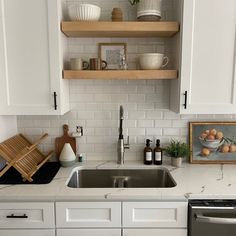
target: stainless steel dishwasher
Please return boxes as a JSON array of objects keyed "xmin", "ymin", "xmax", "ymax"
[{"xmin": 188, "ymin": 200, "xmax": 236, "ymax": 236}]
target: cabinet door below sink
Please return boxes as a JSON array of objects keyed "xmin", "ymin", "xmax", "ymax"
[{"xmin": 57, "ymin": 229, "xmax": 121, "ymax": 236}]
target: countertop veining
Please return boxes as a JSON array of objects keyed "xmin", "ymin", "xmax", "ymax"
[{"xmin": 0, "ymin": 159, "xmax": 236, "ymax": 201}]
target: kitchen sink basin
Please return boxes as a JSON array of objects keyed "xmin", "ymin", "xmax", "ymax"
[{"xmin": 67, "ymin": 168, "xmax": 176, "ymax": 188}]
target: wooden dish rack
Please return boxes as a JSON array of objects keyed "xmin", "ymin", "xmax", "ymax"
[{"xmin": 0, "ymin": 133, "xmax": 53, "ymax": 182}]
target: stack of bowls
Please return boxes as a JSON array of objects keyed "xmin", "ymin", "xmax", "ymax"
[{"xmin": 68, "ymin": 4, "xmax": 101, "ymax": 21}]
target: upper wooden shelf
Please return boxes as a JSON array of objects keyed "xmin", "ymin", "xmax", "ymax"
[
  {"xmin": 63, "ymin": 70, "xmax": 178, "ymax": 80},
  {"xmin": 61, "ymin": 21, "xmax": 180, "ymax": 38}
]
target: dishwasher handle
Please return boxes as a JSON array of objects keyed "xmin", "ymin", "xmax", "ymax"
[{"xmin": 195, "ymin": 213, "xmax": 236, "ymax": 225}]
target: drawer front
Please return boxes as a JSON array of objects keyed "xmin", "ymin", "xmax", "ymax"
[
  {"xmin": 123, "ymin": 229, "xmax": 187, "ymax": 236},
  {"xmin": 123, "ymin": 202, "xmax": 187, "ymax": 228},
  {"xmin": 0, "ymin": 202, "xmax": 55, "ymax": 228},
  {"xmin": 0, "ymin": 229, "xmax": 55, "ymax": 236},
  {"xmin": 57, "ymin": 229, "xmax": 121, "ymax": 236},
  {"xmin": 56, "ymin": 202, "xmax": 121, "ymax": 228}
]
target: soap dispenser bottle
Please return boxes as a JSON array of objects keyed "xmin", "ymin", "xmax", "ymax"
[
  {"xmin": 154, "ymin": 139, "xmax": 162, "ymax": 165},
  {"xmin": 144, "ymin": 139, "xmax": 152, "ymax": 165}
]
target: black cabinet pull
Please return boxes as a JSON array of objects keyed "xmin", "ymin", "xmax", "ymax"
[
  {"xmin": 6, "ymin": 214, "xmax": 28, "ymax": 219},
  {"xmin": 53, "ymin": 92, "xmax": 57, "ymax": 110},
  {"xmin": 183, "ymin": 91, "xmax": 187, "ymax": 109}
]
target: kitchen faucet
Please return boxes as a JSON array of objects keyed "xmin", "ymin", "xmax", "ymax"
[{"xmin": 117, "ymin": 105, "xmax": 130, "ymax": 164}]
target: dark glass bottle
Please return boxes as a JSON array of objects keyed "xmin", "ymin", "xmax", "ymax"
[
  {"xmin": 144, "ymin": 139, "xmax": 153, "ymax": 165},
  {"xmin": 154, "ymin": 139, "xmax": 162, "ymax": 165}
]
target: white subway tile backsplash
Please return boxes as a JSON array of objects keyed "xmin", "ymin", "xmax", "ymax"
[
  {"xmin": 146, "ymin": 128, "xmax": 162, "ymax": 136},
  {"xmin": 146, "ymin": 111, "xmax": 163, "ymax": 119},
  {"xmin": 24, "ymin": 128, "xmax": 43, "ymax": 136},
  {"xmin": 163, "ymin": 128, "xmax": 180, "ymax": 136},
  {"xmin": 154, "ymin": 120, "xmax": 172, "ymax": 127},
  {"xmin": 138, "ymin": 120, "xmax": 154, "ymax": 128},
  {"xmin": 129, "ymin": 111, "xmax": 145, "ymax": 119},
  {"xmin": 78, "ymin": 111, "xmax": 94, "ymax": 120},
  {"xmin": 128, "ymin": 128, "xmax": 145, "ymax": 136},
  {"xmin": 128, "ymin": 94, "xmax": 145, "ymax": 103},
  {"xmin": 86, "ymin": 120, "xmax": 103, "ymax": 128}
]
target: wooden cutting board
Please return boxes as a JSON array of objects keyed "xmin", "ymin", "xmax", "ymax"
[{"xmin": 55, "ymin": 124, "xmax": 76, "ymax": 160}]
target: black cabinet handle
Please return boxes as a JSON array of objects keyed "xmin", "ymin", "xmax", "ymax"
[
  {"xmin": 6, "ymin": 214, "xmax": 28, "ymax": 219},
  {"xmin": 183, "ymin": 91, "xmax": 187, "ymax": 109},
  {"xmin": 53, "ymin": 92, "xmax": 57, "ymax": 110}
]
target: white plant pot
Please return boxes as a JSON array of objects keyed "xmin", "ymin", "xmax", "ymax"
[
  {"xmin": 59, "ymin": 143, "xmax": 76, "ymax": 167},
  {"xmin": 137, "ymin": 0, "xmax": 162, "ymax": 21},
  {"xmin": 171, "ymin": 157, "xmax": 182, "ymax": 167}
]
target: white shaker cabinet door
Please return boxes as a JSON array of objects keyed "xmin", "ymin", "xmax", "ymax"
[
  {"xmin": 0, "ymin": 0, "xmax": 69, "ymax": 115},
  {"xmin": 57, "ymin": 229, "xmax": 121, "ymax": 236},
  {"xmin": 0, "ymin": 230, "xmax": 55, "ymax": 236},
  {"xmin": 177, "ymin": 0, "xmax": 236, "ymax": 114},
  {"xmin": 123, "ymin": 229, "xmax": 187, "ymax": 236}
]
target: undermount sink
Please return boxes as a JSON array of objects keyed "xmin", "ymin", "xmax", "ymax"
[{"xmin": 67, "ymin": 168, "xmax": 176, "ymax": 188}]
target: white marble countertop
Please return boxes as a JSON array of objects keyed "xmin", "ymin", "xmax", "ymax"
[{"xmin": 0, "ymin": 159, "xmax": 236, "ymax": 201}]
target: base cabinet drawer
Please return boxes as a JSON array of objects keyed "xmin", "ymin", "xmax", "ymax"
[
  {"xmin": 0, "ymin": 202, "xmax": 54, "ymax": 228},
  {"xmin": 0, "ymin": 229, "xmax": 55, "ymax": 236},
  {"xmin": 123, "ymin": 229, "xmax": 187, "ymax": 236},
  {"xmin": 57, "ymin": 229, "xmax": 121, "ymax": 236},
  {"xmin": 56, "ymin": 202, "xmax": 121, "ymax": 228},
  {"xmin": 123, "ymin": 202, "xmax": 187, "ymax": 228}
]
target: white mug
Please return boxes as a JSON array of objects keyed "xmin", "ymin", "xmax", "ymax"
[
  {"xmin": 70, "ymin": 58, "xmax": 89, "ymax": 70},
  {"xmin": 139, "ymin": 53, "xmax": 169, "ymax": 70}
]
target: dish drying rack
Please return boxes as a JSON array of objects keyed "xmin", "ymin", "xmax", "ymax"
[{"xmin": 0, "ymin": 133, "xmax": 53, "ymax": 182}]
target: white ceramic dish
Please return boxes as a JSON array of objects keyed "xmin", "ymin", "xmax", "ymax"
[{"xmin": 68, "ymin": 4, "xmax": 101, "ymax": 21}]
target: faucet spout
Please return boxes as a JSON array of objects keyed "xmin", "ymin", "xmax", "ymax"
[{"xmin": 117, "ymin": 105, "xmax": 130, "ymax": 164}]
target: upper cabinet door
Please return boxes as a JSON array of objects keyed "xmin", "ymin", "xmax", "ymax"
[
  {"xmin": 179, "ymin": 0, "xmax": 236, "ymax": 114},
  {"xmin": 0, "ymin": 0, "xmax": 69, "ymax": 115}
]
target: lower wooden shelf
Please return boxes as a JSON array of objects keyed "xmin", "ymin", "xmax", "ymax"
[{"xmin": 63, "ymin": 70, "xmax": 178, "ymax": 80}]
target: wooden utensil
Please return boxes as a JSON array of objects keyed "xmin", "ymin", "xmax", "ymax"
[{"xmin": 55, "ymin": 124, "xmax": 76, "ymax": 160}]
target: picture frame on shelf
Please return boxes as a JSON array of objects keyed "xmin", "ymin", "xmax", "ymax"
[
  {"xmin": 189, "ymin": 122, "xmax": 236, "ymax": 164},
  {"xmin": 98, "ymin": 43, "xmax": 127, "ymax": 70}
]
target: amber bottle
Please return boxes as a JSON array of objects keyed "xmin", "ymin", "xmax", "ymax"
[
  {"xmin": 154, "ymin": 139, "xmax": 162, "ymax": 165},
  {"xmin": 144, "ymin": 139, "xmax": 153, "ymax": 165}
]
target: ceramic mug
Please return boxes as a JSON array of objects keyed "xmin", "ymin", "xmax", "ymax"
[
  {"xmin": 70, "ymin": 58, "xmax": 89, "ymax": 70},
  {"xmin": 139, "ymin": 53, "xmax": 169, "ymax": 70},
  {"xmin": 89, "ymin": 58, "xmax": 107, "ymax": 70}
]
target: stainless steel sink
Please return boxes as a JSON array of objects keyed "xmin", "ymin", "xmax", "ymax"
[{"xmin": 67, "ymin": 168, "xmax": 176, "ymax": 188}]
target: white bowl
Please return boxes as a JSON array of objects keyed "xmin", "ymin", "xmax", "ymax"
[{"xmin": 68, "ymin": 4, "xmax": 101, "ymax": 21}]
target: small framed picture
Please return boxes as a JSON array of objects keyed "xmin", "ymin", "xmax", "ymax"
[
  {"xmin": 98, "ymin": 43, "xmax": 127, "ymax": 70},
  {"xmin": 189, "ymin": 122, "xmax": 236, "ymax": 164}
]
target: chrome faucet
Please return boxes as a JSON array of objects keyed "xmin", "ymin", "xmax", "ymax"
[{"xmin": 117, "ymin": 105, "xmax": 130, "ymax": 164}]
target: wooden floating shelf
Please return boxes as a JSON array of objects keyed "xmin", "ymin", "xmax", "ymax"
[
  {"xmin": 61, "ymin": 21, "xmax": 180, "ymax": 38},
  {"xmin": 63, "ymin": 70, "xmax": 178, "ymax": 80}
]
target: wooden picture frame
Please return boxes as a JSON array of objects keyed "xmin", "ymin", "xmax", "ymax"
[
  {"xmin": 189, "ymin": 122, "xmax": 236, "ymax": 164},
  {"xmin": 98, "ymin": 43, "xmax": 127, "ymax": 70}
]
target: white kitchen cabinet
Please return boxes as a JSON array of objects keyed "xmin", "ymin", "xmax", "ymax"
[
  {"xmin": 171, "ymin": 0, "xmax": 236, "ymax": 114},
  {"xmin": 123, "ymin": 201, "xmax": 187, "ymax": 228},
  {"xmin": 0, "ymin": 229, "xmax": 55, "ymax": 236},
  {"xmin": 0, "ymin": 202, "xmax": 55, "ymax": 229},
  {"xmin": 0, "ymin": 0, "xmax": 69, "ymax": 115},
  {"xmin": 57, "ymin": 229, "xmax": 121, "ymax": 236},
  {"xmin": 123, "ymin": 229, "xmax": 187, "ymax": 236},
  {"xmin": 56, "ymin": 202, "xmax": 121, "ymax": 228}
]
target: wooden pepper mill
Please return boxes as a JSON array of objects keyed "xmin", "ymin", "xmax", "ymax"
[{"xmin": 111, "ymin": 8, "xmax": 123, "ymax": 21}]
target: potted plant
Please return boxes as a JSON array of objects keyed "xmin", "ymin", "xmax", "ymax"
[
  {"xmin": 129, "ymin": 0, "xmax": 162, "ymax": 21},
  {"xmin": 165, "ymin": 140, "xmax": 189, "ymax": 167}
]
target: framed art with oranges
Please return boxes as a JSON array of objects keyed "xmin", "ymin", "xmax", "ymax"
[{"xmin": 189, "ymin": 122, "xmax": 236, "ymax": 164}]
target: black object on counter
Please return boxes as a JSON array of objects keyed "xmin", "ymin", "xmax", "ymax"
[
  {"xmin": 0, "ymin": 162, "xmax": 60, "ymax": 185},
  {"xmin": 144, "ymin": 139, "xmax": 153, "ymax": 165}
]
